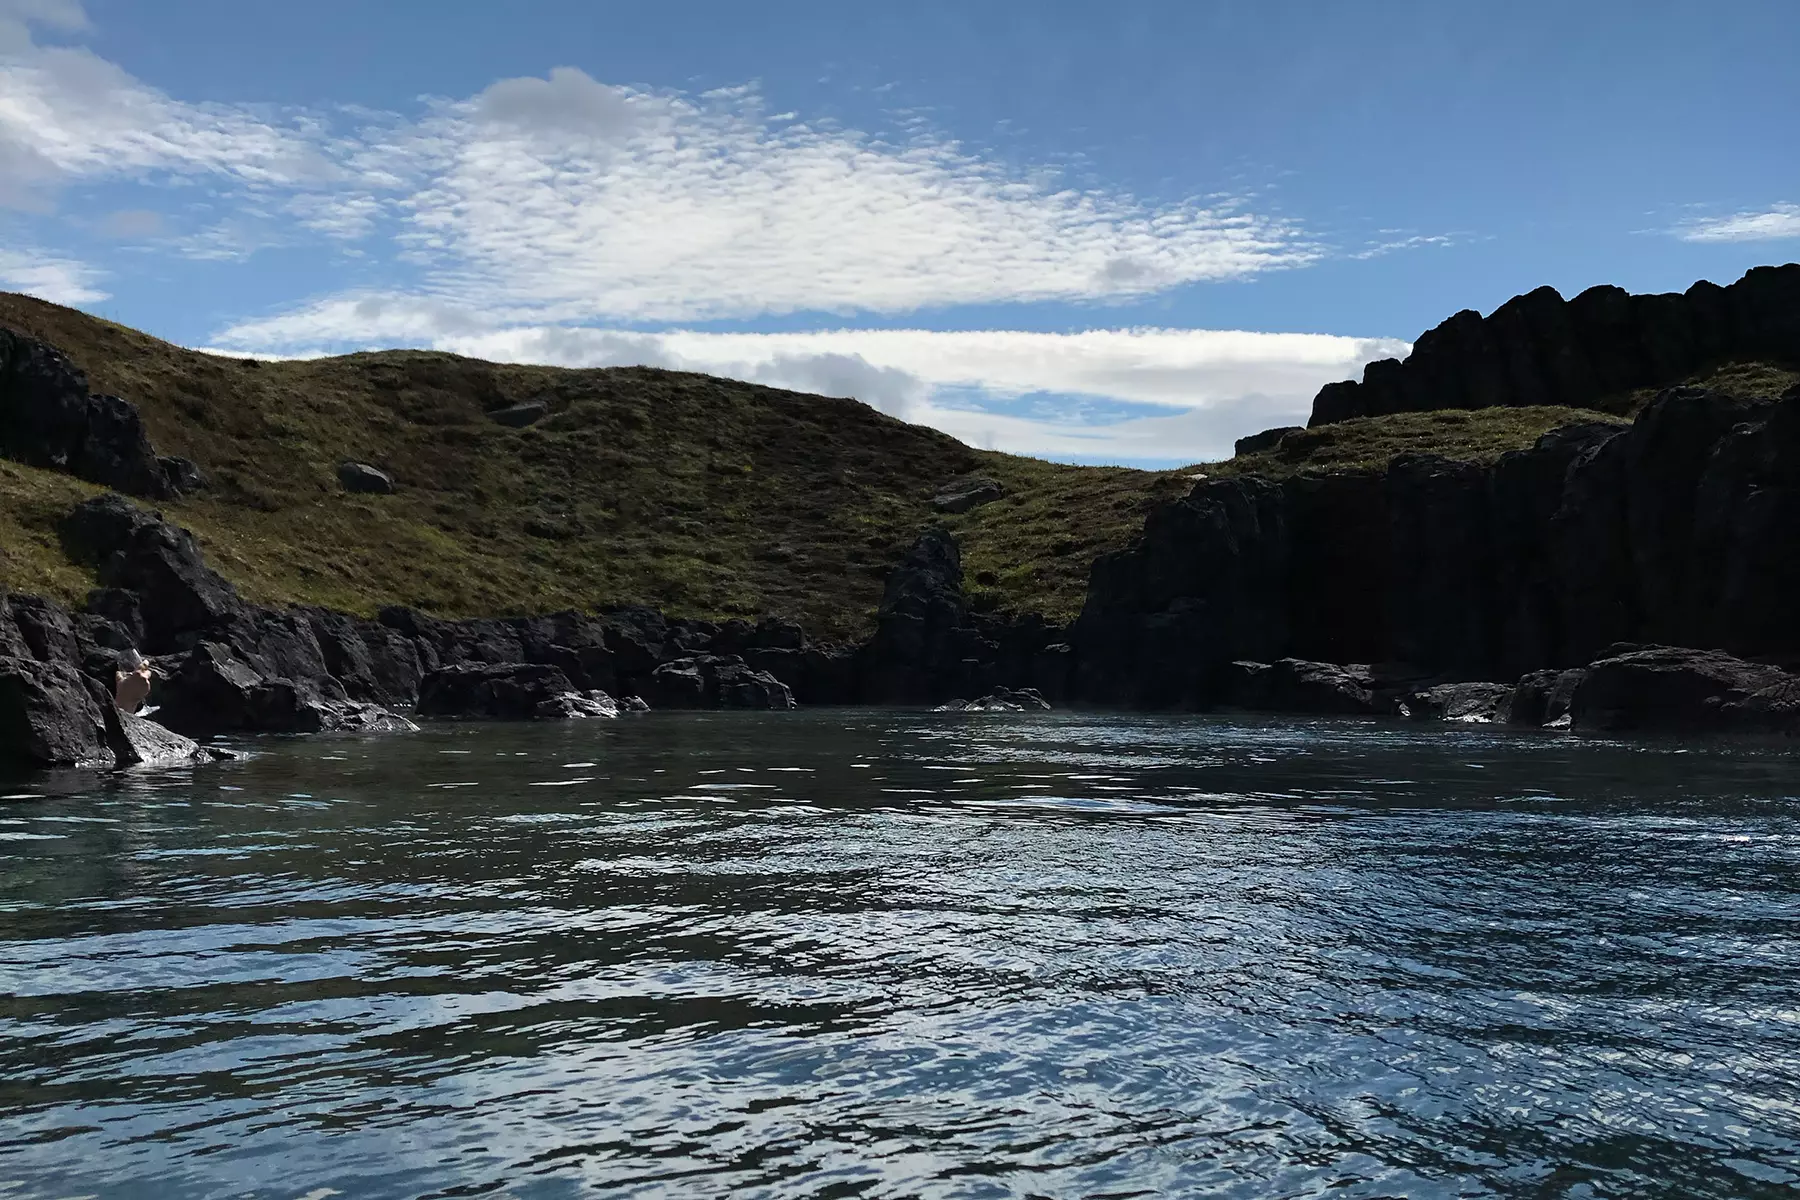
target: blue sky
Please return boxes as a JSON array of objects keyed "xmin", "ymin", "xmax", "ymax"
[{"xmin": 2, "ymin": 0, "xmax": 1796, "ymax": 465}]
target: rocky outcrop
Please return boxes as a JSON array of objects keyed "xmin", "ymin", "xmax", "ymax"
[
  {"xmin": 1398, "ymin": 681, "xmax": 1514, "ymax": 723},
  {"xmin": 934, "ymin": 687, "xmax": 1051, "ymax": 712},
  {"xmin": 1567, "ymin": 646, "xmax": 1800, "ymax": 734},
  {"xmin": 0, "ymin": 653, "xmax": 217, "ymax": 769},
  {"xmin": 0, "ymin": 656, "xmax": 117, "ymax": 768},
  {"xmin": 153, "ymin": 641, "xmax": 416, "ymax": 736},
  {"xmin": 1309, "ymin": 263, "xmax": 1799, "ymax": 425},
  {"xmin": 645, "ymin": 655, "xmax": 795, "ymax": 710},
  {"xmin": 417, "ymin": 662, "xmax": 618, "ymax": 720},
  {"xmin": 1234, "ymin": 426, "xmax": 1303, "ymax": 457},
  {"xmin": 1072, "ymin": 384, "xmax": 1800, "ymax": 707},
  {"xmin": 0, "ymin": 327, "xmax": 177, "ymax": 498},
  {"xmin": 1505, "ymin": 668, "xmax": 1585, "ymax": 727},
  {"xmin": 60, "ymin": 494, "xmax": 242, "ymax": 648}
]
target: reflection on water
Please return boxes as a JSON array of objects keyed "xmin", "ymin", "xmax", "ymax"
[{"xmin": 2, "ymin": 711, "xmax": 1800, "ymax": 1198}]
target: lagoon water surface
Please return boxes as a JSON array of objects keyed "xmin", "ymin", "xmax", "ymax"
[{"xmin": 3, "ymin": 710, "xmax": 1800, "ymax": 1198}]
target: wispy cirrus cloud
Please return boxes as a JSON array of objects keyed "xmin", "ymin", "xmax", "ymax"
[
  {"xmin": 1672, "ymin": 202, "xmax": 1800, "ymax": 243},
  {"xmin": 4, "ymin": 2, "xmax": 1408, "ymax": 464},
  {"xmin": 3, "ymin": 14, "xmax": 1318, "ymax": 319}
]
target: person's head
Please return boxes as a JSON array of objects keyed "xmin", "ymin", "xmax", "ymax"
[{"xmin": 123, "ymin": 650, "xmax": 150, "ymax": 675}]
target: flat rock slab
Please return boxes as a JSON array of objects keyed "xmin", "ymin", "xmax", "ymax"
[
  {"xmin": 487, "ymin": 401, "xmax": 550, "ymax": 428},
  {"xmin": 932, "ymin": 478, "xmax": 1005, "ymax": 514}
]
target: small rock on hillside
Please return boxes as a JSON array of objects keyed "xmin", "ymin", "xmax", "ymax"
[
  {"xmin": 337, "ymin": 461, "xmax": 395, "ymax": 494},
  {"xmin": 932, "ymin": 478, "xmax": 1005, "ymax": 514},
  {"xmin": 487, "ymin": 400, "xmax": 549, "ymax": 428}
]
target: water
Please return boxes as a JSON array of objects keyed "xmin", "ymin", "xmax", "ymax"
[{"xmin": 3, "ymin": 711, "xmax": 1800, "ymax": 1199}]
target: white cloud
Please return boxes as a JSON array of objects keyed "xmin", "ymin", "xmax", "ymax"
[
  {"xmin": 1674, "ymin": 203, "xmax": 1800, "ymax": 243},
  {"xmin": 0, "ymin": 245, "xmax": 105, "ymax": 302},
  {"xmin": 0, "ymin": 0, "xmax": 87, "ymax": 56},
  {"xmin": 386, "ymin": 71, "xmax": 1317, "ymax": 322},
  {"xmin": 473, "ymin": 67, "xmax": 645, "ymax": 140},
  {"xmin": 204, "ymin": 304, "xmax": 1404, "ymax": 463}
]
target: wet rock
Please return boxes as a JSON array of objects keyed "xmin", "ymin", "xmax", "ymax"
[
  {"xmin": 645, "ymin": 655, "xmax": 795, "ymax": 710},
  {"xmin": 1399, "ymin": 681, "xmax": 1514, "ymax": 723},
  {"xmin": 0, "ymin": 655, "xmax": 115, "ymax": 768},
  {"xmin": 337, "ymin": 461, "xmax": 394, "ymax": 494},
  {"xmin": 932, "ymin": 477, "xmax": 1005, "ymax": 514},
  {"xmin": 0, "ymin": 328, "xmax": 173, "ymax": 498},
  {"xmin": 1506, "ymin": 668, "xmax": 1587, "ymax": 727},
  {"xmin": 1569, "ymin": 646, "xmax": 1800, "ymax": 734},
  {"xmin": 416, "ymin": 662, "xmax": 617, "ymax": 721},
  {"xmin": 934, "ymin": 686, "xmax": 1052, "ymax": 712},
  {"xmin": 108, "ymin": 709, "xmax": 219, "ymax": 768},
  {"xmin": 488, "ymin": 400, "xmax": 549, "ymax": 428},
  {"xmin": 1226, "ymin": 659, "xmax": 1389, "ymax": 715},
  {"xmin": 155, "ymin": 642, "xmax": 415, "ymax": 736}
]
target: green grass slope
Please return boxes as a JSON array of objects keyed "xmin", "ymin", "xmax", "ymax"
[
  {"xmin": 8, "ymin": 292, "xmax": 1783, "ymax": 636},
  {"xmin": 0, "ymin": 294, "xmax": 1193, "ymax": 634}
]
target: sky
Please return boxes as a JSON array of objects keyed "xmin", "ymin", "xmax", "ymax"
[{"xmin": 1, "ymin": 1, "xmax": 1797, "ymax": 466}]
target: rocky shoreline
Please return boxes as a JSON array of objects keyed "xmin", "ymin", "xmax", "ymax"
[{"xmin": 6, "ymin": 285, "xmax": 1800, "ymax": 772}]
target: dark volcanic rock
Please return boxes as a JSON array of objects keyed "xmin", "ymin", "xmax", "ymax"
[
  {"xmin": 488, "ymin": 400, "xmax": 549, "ymax": 427},
  {"xmin": 60, "ymin": 494, "xmax": 242, "ymax": 650},
  {"xmin": 7, "ymin": 594, "xmax": 80, "ymax": 666},
  {"xmin": 646, "ymin": 655, "xmax": 795, "ymax": 710},
  {"xmin": 0, "ymin": 655, "xmax": 115, "ymax": 768},
  {"xmin": 859, "ymin": 529, "xmax": 991, "ymax": 704},
  {"xmin": 1307, "ymin": 264, "xmax": 1800, "ymax": 427},
  {"xmin": 0, "ymin": 328, "xmax": 173, "ymax": 497},
  {"xmin": 1505, "ymin": 668, "xmax": 1586, "ymax": 727},
  {"xmin": 158, "ymin": 456, "xmax": 206, "ymax": 494},
  {"xmin": 1234, "ymin": 426, "xmax": 1303, "ymax": 457},
  {"xmin": 1399, "ymin": 681, "xmax": 1514, "ymax": 723},
  {"xmin": 108, "ymin": 709, "xmax": 216, "ymax": 768},
  {"xmin": 337, "ymin": 461, "xmax": 395, "ymax": 494},
  {"xmin": 1071, "ymin": 382, "xmax": 1800, "ymax": 708},
  {"xmin": 932, "ymin": 477, "xmax": 1005, "ymax": 514},
  {"xmin": 416, "ymin": 662, "xmax": 617, "ymax": 721},
  {"xmin": 1569, "ymin": 646, "xmax": 1800, "ymax": 734},
  {"xmin": 934, "ymin": 686, "xmax": 1051, "ymax": 712},
  {"xmin": 1226, "ymin": 659, "xmax": 1388, "ymax": 716},
  {"xmin": 1073, "ymin": 478, "xmax": 1290, "ymax": 708},
  {"xmin": 155, "ymin": 642, "xmax": 415, "ymax": 736}
]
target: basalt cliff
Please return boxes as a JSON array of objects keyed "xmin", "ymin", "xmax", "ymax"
[{"xmin": 5, "ymin": 266, "xmax": 1800, "ymax": 769}]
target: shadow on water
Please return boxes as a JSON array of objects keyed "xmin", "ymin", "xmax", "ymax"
[{"xmin": 2, "ymin": 710, "xmax": 1799, "ymax": 1198}]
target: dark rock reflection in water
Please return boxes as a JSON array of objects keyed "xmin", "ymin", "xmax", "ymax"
[{"xmin": 2, "ymin": 711, "xmax": 1799, "ymax": 1199}]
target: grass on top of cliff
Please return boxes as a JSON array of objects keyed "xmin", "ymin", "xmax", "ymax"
[
  {"xmin": 0, "ymin": 293, "xmax": 1197, "ymax": 634},
  {"xmin": 1210, "ymin": 406, "xmax": 1630, "ymax": 479}
]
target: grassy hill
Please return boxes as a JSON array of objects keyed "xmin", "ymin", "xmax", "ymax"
[
  {"xmin": 0, "ymin": 294, "xmax": 1195, "ymax": 636},
  {"xmin": 4, "ymin": 292, "xmax": 1790, "ymax": 638}
]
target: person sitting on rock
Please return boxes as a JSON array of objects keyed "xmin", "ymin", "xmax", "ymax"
[{"xmin": 114, "ymin": 650, "xmax": 152, "ymax": 714}]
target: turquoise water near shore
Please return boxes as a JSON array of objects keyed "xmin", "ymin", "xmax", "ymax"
[{"xmin": 3, "ymin": 711, "xmax": 1799, "ymax": 1198}]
